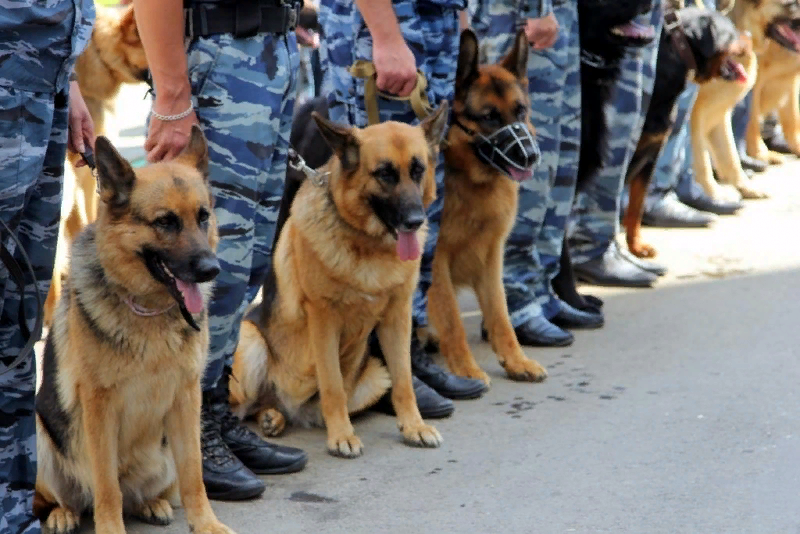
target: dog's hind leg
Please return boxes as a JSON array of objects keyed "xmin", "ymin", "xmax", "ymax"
[
  {"xmin": 427, "ymin": 254, "xmax": 490, "ymax": 385},
  {"xmin": 552, "ymin": 237, "xmax": 603, "ymax": 312},
  {"xmin": 474, "ymin": 245, "xmax": 546, "ymax": 383},
  {"xmin": 777, "ymin": 77, "xmax": 800, "ymax": 155},
  {"xmin": 708, "ymin": 117, "xmax": 768, "ymax": 199},
  {"xmin": 348, "ymin": 357, "xmax": 391, "ymax": 414},
  {"xmin": 745, "ymin": 85, "xmax": 781, "ymax": 164}
]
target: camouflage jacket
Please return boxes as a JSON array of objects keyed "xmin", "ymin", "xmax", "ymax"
[
  {"xmin": 470, "ymin": 0, "xmax": 554, "ymax": 26},
  {"xmin": 0, "ymin": 0, "xmax": 95, "ymax": 93}
]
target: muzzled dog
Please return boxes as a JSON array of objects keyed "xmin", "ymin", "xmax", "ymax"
[
  {"xmin": 424, "ymin": 29, "xmax": 547, "ymax": 386},
  {"xmin": 229, "ymin": 103, "xmax": 450, "ymax": 458},
  {"xmin": 34, "ymin": 126, "xmax": 234, "ymax": 534}
]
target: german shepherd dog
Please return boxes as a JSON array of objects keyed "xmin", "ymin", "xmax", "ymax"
[
  {"xmin": 228, "ymin": 103, "xmax": 450, "ymax": 458},
  {"xmin": 45, "ymin": 4, "xmax": 149, "ymax": 326},
  {"xmin": 624, "ymin": 7, "xmax": 750, "ymax": 258},
  {"xmin": 552, "ymin": 0, "xmax": 655, "ymax": 311},
  {"xmin": 421, "ymin": 30, "xmax": 544, "ymax": 386},
  {"xmin": 34, "ymin": 127, "xmax": 234, "ymax": 534},
  {"xmin": 741, "ymin": 0, "xmax": 800, "ymax": 162}
]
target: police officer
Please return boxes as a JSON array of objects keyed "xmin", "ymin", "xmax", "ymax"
[
  {"xmin": 134, "ymin": 0, "xmax": 308, "ymax": 501},
  {"xmin": 469, "ymin": 0, "xmax": 604, "ymax": 348},
  {"xmin": 319, "ymin": 0, "xmax": 489, "ymax": 415},
  {"xmin": 0, "ymin": 0, "xmax": 95, "ymax": 531},
  {"xmin": 569, "ymin": 3, "xmax": 667, "ymax": 288}
]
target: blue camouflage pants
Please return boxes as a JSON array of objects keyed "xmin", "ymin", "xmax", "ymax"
[
  {"xmin": 0, "ymin": 87, "xmax": 68, "ymax": 534},
  {"xmin": 319, "ymin": 1, "xmax": 460, "ymax": 328},
  {"xmin": 472, "ymin": 1, "xmax": 580, "ymax": 326},
  {"xmin": 154, "ymin": 31, "xmax": 298, "ymax": 391},
  {"xmin": 569, "ymin": 3, "xmax": 663, "ymax": 264},
  {"xmin": 646, "ymin": 84, "xmax": 698, "ymax": 202}
]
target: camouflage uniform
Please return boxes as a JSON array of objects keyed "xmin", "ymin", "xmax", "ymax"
[
  {"xmin": 470, "ymin": 0, "xmax": 583, "ymax": 325},
  {"xmin": 318, "ymin": 0, "xmax": 463, "ymax": 327},
  {"xmin": 569, "ymin": 2, "xmax": 663, "ymax": 264},
  {"xmin": 0, "ymin": 1, "xmax": 94, "ymax": 531},
  {"xmin": 148, "ymin": 18, "xmax": 299, "ymax": 390}
]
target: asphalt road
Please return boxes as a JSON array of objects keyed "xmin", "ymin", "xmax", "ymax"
[{"xmin": 81, "ymin": 85, "xmax": 800, "ymax": 533}]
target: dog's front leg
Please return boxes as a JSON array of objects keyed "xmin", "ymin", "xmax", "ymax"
[
  {"xmin": 746, "ymin": 85, "xmax": 775, "ymax": 163},
  {"xmin": 80, "ymin": 387, "xmax": 126, "ymax": 534},
  {"xmin": 778, "ymin": 77, "xmax": 800, "ymax": 155},
  {"xmin": 164, "ymin": 379, "xmax": 235, "ymax": 534},
  {"xmin": 475, "ymin": 244, "xmax": 547, "ymax": 383},
  {"xmin": 377, "ymin": 295, "xmax": 442, "ymax": 448},
  {"xmin": 307, "ymin": 304, "xmax": 361, "ymax": 458}
]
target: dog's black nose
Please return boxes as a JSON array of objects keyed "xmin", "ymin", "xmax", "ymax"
[
  {"xmin": 397, "ymin": 210, "xmax": 425, "ymax": 233},
  {"xmin": 192, "ymin": 255, "xmax": 220, "ymax": 283}
]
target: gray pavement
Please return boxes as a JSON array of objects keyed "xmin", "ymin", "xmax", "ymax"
[{"xmin": 84, "ymin": 84, "xmax": 800, "ymax": 533}]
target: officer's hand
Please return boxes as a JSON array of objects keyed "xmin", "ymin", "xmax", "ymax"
[
  {"xmin": 67, "ymin": 81, "xmax": 96, "ymax": 167},
  {"xmin": 145, "ymin": 96, "xmax": 199, "ymax": 163},
  {"xmin": 525, "ymin": 13, "xmax": 559, "ymax": 50},
  {"xmin": 372, "ymin": 39, "xmax": 418, "ymax": 97}
]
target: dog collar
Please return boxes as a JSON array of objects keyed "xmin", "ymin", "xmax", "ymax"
[
  {"xmin": 664, "ymin": 10, "xmax": 698, "ymax": 81},
  {"xmin": 124, "ymin": 295, "xmax": 177, "ymax": 317}
]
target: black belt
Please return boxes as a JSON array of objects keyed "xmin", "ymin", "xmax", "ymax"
[{"xmin": 184, "ymin": 2, "xmax": 301, "ymax": 39}]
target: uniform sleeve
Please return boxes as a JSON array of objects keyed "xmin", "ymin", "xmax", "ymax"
[{"xmin": 520, "ymin": 0, "xmax": 553, "ymax": 19}]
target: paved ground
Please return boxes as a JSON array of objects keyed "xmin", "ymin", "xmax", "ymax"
[{"xmin": 77, "ymin": 84, "xmax": 800, "ymax": 533}]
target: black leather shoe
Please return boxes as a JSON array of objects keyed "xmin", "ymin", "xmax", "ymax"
[
  {"xmin": 642, "ymin": 193, "xmax": 716, "ymax": 228},
  {"xmin": 573, "ymin": 246, "xmax": 658, "ymax": 288},
  {"xmin": 614, "ymin": 241, "xmax": 668, "ymax": 277},
  {"xmin": 410, "ymin": 337, "xmax": 487, "ymax": 400},
  {"xmin": 549, "ymin": 300, "xmax": 604, "ymax": 330},
  {"xmin": 200, "ymin": 403, "xmax": 266, "ymax": 501},
  {"xmin": 483, "ymin": 315, "xmax": 574, "ymax": 347},
  {"xmin": 211, "ymin": 372, "xmax": 308, "ymax": 475},
  {"xmin": 764, "ymin": 130, "xmax": 793, "ymax": 155},
  {"xmin": 739, "ymin": 152, "xmax": 769, "ymax": 172},
  {"xmin": 680, "ymin": 189, "xmax": 743, "ymax": 216},
  {"xmin": 372, "ymin": 375, "xmax": 455, "ymax": 419}
]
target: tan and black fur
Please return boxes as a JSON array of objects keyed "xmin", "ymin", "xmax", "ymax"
[
  {"xmin": 45, "ymin": 4, "xmax": 149, "ymax": 326},
  {"xmin": 34, "ymin": 127, "xmax": 234, "ymax": 534},
  {"xmin": 229, "ymin": 104, "xmax": 450, "ymax": 458},
  {"xmin": 424, "ymin": 30, "xmax": 546, "ymax": 386},
  {"xmin": 740, "ymin": 0, "xmax": 800, "ymax": 163}
]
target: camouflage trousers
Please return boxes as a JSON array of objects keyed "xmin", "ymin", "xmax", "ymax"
[
  {"xmin": 569, "ymin": 3, "xmax": 663, "ymax": 264},
  {"xmin": 647, "ymin": 84, "xmax": 698, "ymax": 201},
  {"xmin": 472, "ymin": 1, "xmax": 580, "ymax": 326},
  {"xmin": 319, "ymin": 1, "xmax": 460, "ymax": 327},
  {"xmin": 0, "ymin": 87, "xmax": 67, "ymax": 534},
  {"xmin": 152, "ymin": 32, "xmax": 298, "ymax": 391}
]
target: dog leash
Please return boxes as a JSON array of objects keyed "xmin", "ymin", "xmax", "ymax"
[
  {"xmin": 287, "ymin": 148, "xmax": 330, "ymax": 186},
  {"xmin": 664, "ymin": 10, "xmax": 697, "ymax": 81},
  {"xmin": 348, "ymin": 60, "xmax": 433, "ymax": 126}
]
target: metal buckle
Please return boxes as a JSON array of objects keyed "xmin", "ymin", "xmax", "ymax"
[
  {"xmin": 287, "ymin": 5, "xmax": 298, "ymax": 32},
  {"xmin": 288, "ymin": 149, "xmax": 329, "ymax": 187}
]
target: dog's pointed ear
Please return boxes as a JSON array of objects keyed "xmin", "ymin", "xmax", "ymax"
[
  {"xmin": 500, "ymin": 30, "xmax": 529, "ymax": 82},
  {"xmin": 311, "ymin": 111, "xmax": 360, "ymax": 171},
  {"xmin": 176, "ymin": 125, "xmax": 209, "ymax": 181},
  {"xmin": 456, "ymin": 29, "xmax": 480, "ymax": 93},
  {"xmin": 95, "ymin": 136, "xmax": 136, "ymax": 210},
  {"xmin": 119, "ymin": 4, "xmax": 140, "ymax": 44},
  {"xmin": 420, "ymin": 100, "xmax": 449, "ymax": 153}
]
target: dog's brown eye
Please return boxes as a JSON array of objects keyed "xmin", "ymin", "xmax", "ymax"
[
  {"xmin": 197, "ymin": 208, "xmax": 210, "ymax": 226},
  {"xmin": 372, "ymin": 162, "xmax": 399, "ymax": 186},
  {"xmin": 409, "ymin": 157, "xmax": 425, "ymax": 183},
  {"xmin": 482, "ymin": 109, "xmax": 501, "ymax": 124},
  {"xmin": 153, "ymin": 212, "xmax": 181, "ymax": 232}
]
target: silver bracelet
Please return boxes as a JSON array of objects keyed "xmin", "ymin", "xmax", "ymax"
[{"xmin": 152, "ymin": 104, "xmax": 194, "ymax": 122}]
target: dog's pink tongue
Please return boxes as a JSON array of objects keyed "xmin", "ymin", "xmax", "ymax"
[
  {"xmin": 396, "ymin": 231, "xmax": 420, "ymax": 261},
  {"xmin": 732, "ymin": 61, "xmax": 748, "ymax": 83},
  {"xmin": 176, "ymin": 279, "xmax": 204, "ymax": 314},
  {"xmin": 509, "ymin": 167, "xmax": 533, "ymax": 182}
]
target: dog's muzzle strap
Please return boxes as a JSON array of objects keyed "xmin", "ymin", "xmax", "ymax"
[{"xmin": 348, "ymin": 60, "xmax": 432, "ymax": 126}]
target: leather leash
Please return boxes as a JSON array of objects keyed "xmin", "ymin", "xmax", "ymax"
[{"xmin": 348, "ymin": 60, "xmax": 433, "ymax": 126}]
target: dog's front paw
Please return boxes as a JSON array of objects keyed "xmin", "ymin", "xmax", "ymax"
[
  {"xmin": 327, "ymin": 433, "xmax": 364, "ymax": 458},
  {"xmin": 135, "ymin": 497, "xmax": 173, "ymax": 525},
  {"xmin": 191, "ymin": 520, "xmax": 236, "ymax": 534},
  {"xmin": 714, "ymin": 184, "xmax": 743, "ymax": 203},
  {"xmin": 738, "ymin": 183, "xmax": 769, "ymax": 199},
  {"xmin": 400, "ymin": 422, "xmax": 442, "ymax": 448},
  {"xmin": 449, "ymin": 359, "xmax": 491, "ymax": 386},
  {"xmin": 766, "ymin": 151, "xmax": 786, "ymax": 165},
  {"xmin": 44, "ymin": 507, "xmax": 80, "ymax": 534},
  {"xmin": 630, "ymin": 242, "xmax": 657, "ymax": 259},
  {"xmin": 257, "ymin": 408, "xmax": 286, "ymax": 437},
  {"xmin": 502, "ymin": 356, "xmax": 548, "ymax": 383}
]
